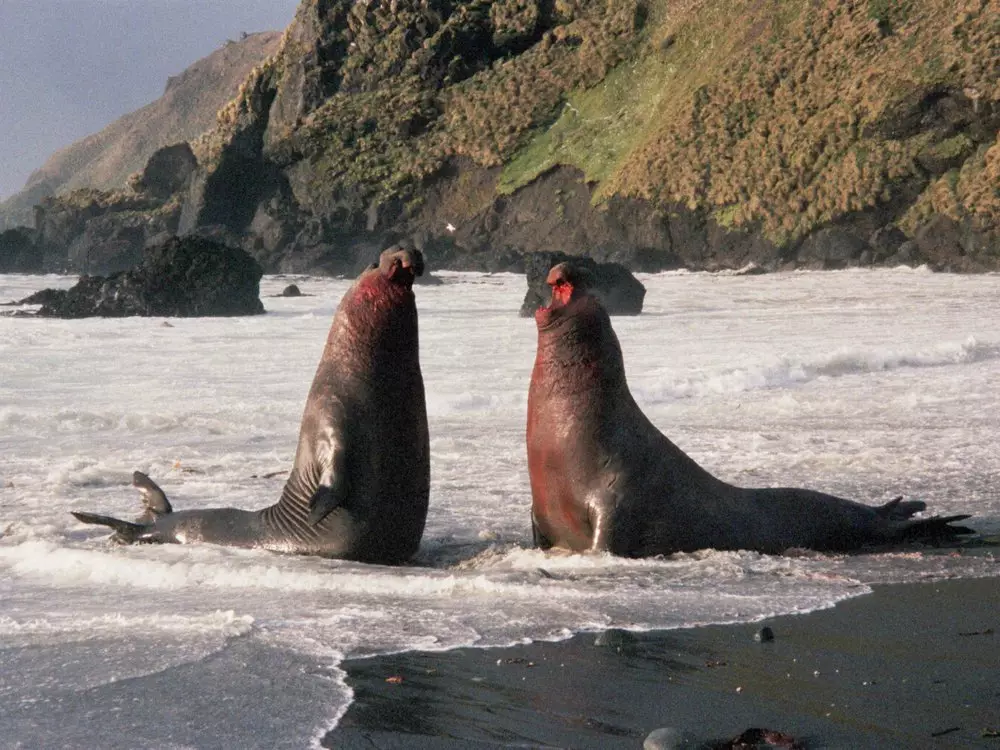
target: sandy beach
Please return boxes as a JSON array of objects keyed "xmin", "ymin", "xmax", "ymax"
[{"xmin": 327, "ymin": 576, "xmax": 1000, "ymax": 749}]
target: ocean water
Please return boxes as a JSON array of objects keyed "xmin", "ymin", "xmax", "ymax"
[{"xmin": 1, "ymin": 268, "xmax": 998, "ymax": 748}]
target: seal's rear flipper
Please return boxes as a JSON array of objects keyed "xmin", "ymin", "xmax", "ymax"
[
  {"xmin": 71, "ymin": 511, "xmax": 156, "ymax": 544},
  {"xmin": 133, "ymin": 471, "xmax": 172, "ymax": 518},
  {"xmin": 900, "ymin": 514, "xmax": 975, "ymax": 544}
]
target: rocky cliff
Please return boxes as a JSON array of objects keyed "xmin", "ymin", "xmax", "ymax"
[{"xmin": 10, "ymin": 1, "xmax": 1000, "ymax": 275}]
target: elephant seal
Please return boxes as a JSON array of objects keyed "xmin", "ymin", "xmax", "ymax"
[
  {"xmin": 526, "ymin": 261, "xmax": 973, "ymax": 556},
  {"xmin": 73, "ymin": 246, "xmax": 430, "ymax": 564}
]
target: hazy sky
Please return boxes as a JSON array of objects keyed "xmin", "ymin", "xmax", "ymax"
[{"xmin": 0, "ymin": 0, "xmax": 300, "ymax": 200}]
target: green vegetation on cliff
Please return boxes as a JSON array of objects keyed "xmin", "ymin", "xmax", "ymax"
[
  {"xmin": 493, "ymin": 0, "xmax": 1000, "ymax": 245},
  {"xmin": 28, "ymin": 0, "xmax": 998, "ymax": 274},
  {"xmin": 215, "ymin": 0, "xmax": 996, "ymax": 249}
]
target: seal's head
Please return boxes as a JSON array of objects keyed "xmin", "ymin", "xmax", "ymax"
[
  {"xmin": 535, "ymin": 261, "xmax": 598, "ymax": 330},
  {"xmin": 348, "ymin": 245, "xmax": 424, "ymax": 311},
  {"xmin": 375, "ymin": 246, "xmax": 425, "ymax": 290}
]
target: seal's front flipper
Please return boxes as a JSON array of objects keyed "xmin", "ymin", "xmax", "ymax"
[
  {"xmin": 307, "ymin": 471, "xmax": 348, "ymax": 526},
  {"xmin": 531, "ymin": 511, "xmax": 553, "ymax": 550},
  {"xmin": 71, "ymin": 511, "xmax": 158, "ymax": 544},
  {"xmin": 307, "ymin": 442, "xmax": 348, "ymax": 526}
]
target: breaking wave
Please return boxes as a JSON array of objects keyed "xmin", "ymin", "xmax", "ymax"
[{"xmin": 636, "ymin": 336, "xmax": 1000, "ymax": 404}]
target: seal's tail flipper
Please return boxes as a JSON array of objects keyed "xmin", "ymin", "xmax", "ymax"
[
  {"xmin": 70, "ymin": 511, "xmax": 156, "ymax": 544},
  {"xmin": 133, "ymin": 471, "xmax": 172, "ymax": 520},
  {"xmin": 71, "ymin": 471, "xmax": 171, "ymax": 544},
  {"xmin": 898, "ymin": 514, "xmax": 975, "ymax": 544},
  {"xmin": 876, "ymin": 497, "xmax": 975, "ymax": 543}
]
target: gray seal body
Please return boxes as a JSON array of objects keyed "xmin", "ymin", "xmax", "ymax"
[
  {"xmin": 73, "ymin": 247, "xmax": 430, "ymax": 564},
  {"xmin": 526, "ymin": 262, "xmax": 973, "ymax": 556}
]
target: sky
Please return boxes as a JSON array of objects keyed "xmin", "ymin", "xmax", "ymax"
[{"xmin": 0, "ymin": 0, "xmax": 301, "ymax": 200}]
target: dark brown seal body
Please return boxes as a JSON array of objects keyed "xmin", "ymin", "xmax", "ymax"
[
  {"xmin": 526, "ymin": 262, "xmax": 973, "ymax": 556},
  {"xmin": 73, "ymin": 247, "xmax": 430, "ymax": 564}
]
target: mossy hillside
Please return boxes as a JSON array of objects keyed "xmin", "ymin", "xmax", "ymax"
[
  {"xmin": 496, "ymin": 0, "xmax": 999, "ymax": 244},
  {"xmin": 903, "ymin": 134, "xmax": 1000, "ymax": 238},
  {"xmin": 496, "ymin": 51, "xmax": 670, "ymax": 196},
  {"xmin": 247, "ymin": 0, "xmax": 646, "ymax": 215},
  {"xmin": 497, "ymin": 0, "xmax": 787, "ymax": 198},
  {"xmin": 618, "ymin": 0, "xmax": 1000, "ymax": 244},
  {"xmin": 183, "ymin": 0, "xmax": 998, "ymax": 256}
]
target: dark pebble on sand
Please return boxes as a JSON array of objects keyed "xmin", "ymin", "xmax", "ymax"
[{"xmin": 755, "ymin": 626, "xmax": 775, "ymax": 643}]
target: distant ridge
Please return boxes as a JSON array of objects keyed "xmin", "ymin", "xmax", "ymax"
[{"xmin": 0, "ymin": 31, "xmax": 282, "ymax": 230}]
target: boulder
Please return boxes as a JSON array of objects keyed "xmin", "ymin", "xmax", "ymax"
[
  {"xmin": 868, "ymin": 225, "xmax": 908, "ymax": 263},
  {"xmin": 912, "ymin": 213, "xmax": 968, "ymax": 270},
  {"xmin": 31, "ymin": 235, "xmax": 264, "ymax": 318},
  {"xmin": 519, "ymin": 252, "xmax": 646, "ymax": 317},
  {"xmin": 889, "ymin": 239, "xmax": 923, "ymax": 267}
]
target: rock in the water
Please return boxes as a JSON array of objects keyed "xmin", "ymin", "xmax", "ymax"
[
  {"xmin": 280, "ymin": 283, "xmax": 303, "ymax": 297},
  {"xmin": 31, "ymin": 235, "xmax": 265, "ymax": 318},
  {"xmin": 519, "ymin": 252, "xmax": 646, "ymax": 317}
]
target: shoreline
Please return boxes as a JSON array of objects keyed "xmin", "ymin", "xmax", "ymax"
[{"xmin": 326, "ymin": 576, "xmax": 1000, "ymax": 749}]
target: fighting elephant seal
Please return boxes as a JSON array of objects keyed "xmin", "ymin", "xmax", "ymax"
[
  {"xmin": 73, "ymin": 246, "xmax": 430, "ymax": 564},
  {"xmin": 526, "ymin": 261, "xmax": 973, "ymax": 556}
]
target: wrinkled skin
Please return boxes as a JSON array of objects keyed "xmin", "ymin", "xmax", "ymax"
[
  {"xmin": 74, "ymin": 247, "xmax": 430, "ymax": 564},
  {"xmin": 526, "ymin": 262, "xmax": 973, "ymax": 557}
]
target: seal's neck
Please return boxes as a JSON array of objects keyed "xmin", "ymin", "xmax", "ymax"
[
  {"xmin": 532, "ymin": 297, "xmax": 627, "ymax": 397},
  {"xmin": 325, "ymin": 272, "xmax": 419, "ymax": 377}
]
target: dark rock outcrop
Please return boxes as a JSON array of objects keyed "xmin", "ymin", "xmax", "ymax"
[
  {"xmin": 31, "ymin": 236, "xmax": 264, "ymax": 318},
  {"xmin": 868, "ymin": 225, "xmax": 908, "ymax": 264},
  {"xmin": 519, "ymin": 252, "xmax": 646, "ymax": 317},
  {"xmin": 795, "ymin": 228, "xmax": 871, "ymax": 270},
  {"xmin": 32, "ymin": 190, "xmax": 180, "ymax": 275},
  {"xmin": 0, "ymin": 228, "xmax": 43, "ymax": 273},
  {"xmin": 127, "ymin": 143, "xmax": 198, "ymax": 200}
]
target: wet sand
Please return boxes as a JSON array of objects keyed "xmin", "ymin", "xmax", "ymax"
[{"xmin": 326, "ymin": 576, "xmax": 1000, "ymax": 749}]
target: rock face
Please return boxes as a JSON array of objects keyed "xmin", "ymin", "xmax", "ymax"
[
  {"xmin": 6, "ymin": 3, "xmax": 1000, "ymax": 276},
  {"xmin": 127, "ymin": 143, "xmax": 198, "ymax": 200},
  {"xmin": 519, "ymin": 252, "xmax": 646, "ymax": 316},
  {"xmin": 31, "ymin": 236, "xmax": 264, "ymax": 318},
  {"xmin": 31, "ymin": 190, "xmax": 178, "ymax": 275}
]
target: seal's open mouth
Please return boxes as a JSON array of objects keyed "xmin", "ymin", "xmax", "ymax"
[
  {"xmin": 545, "ymin": 276, "xmax": 573, "ymax": 310},
  {"xmin": 387, "ymin": 252, "xmax": 424, "ymax": 288}
]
